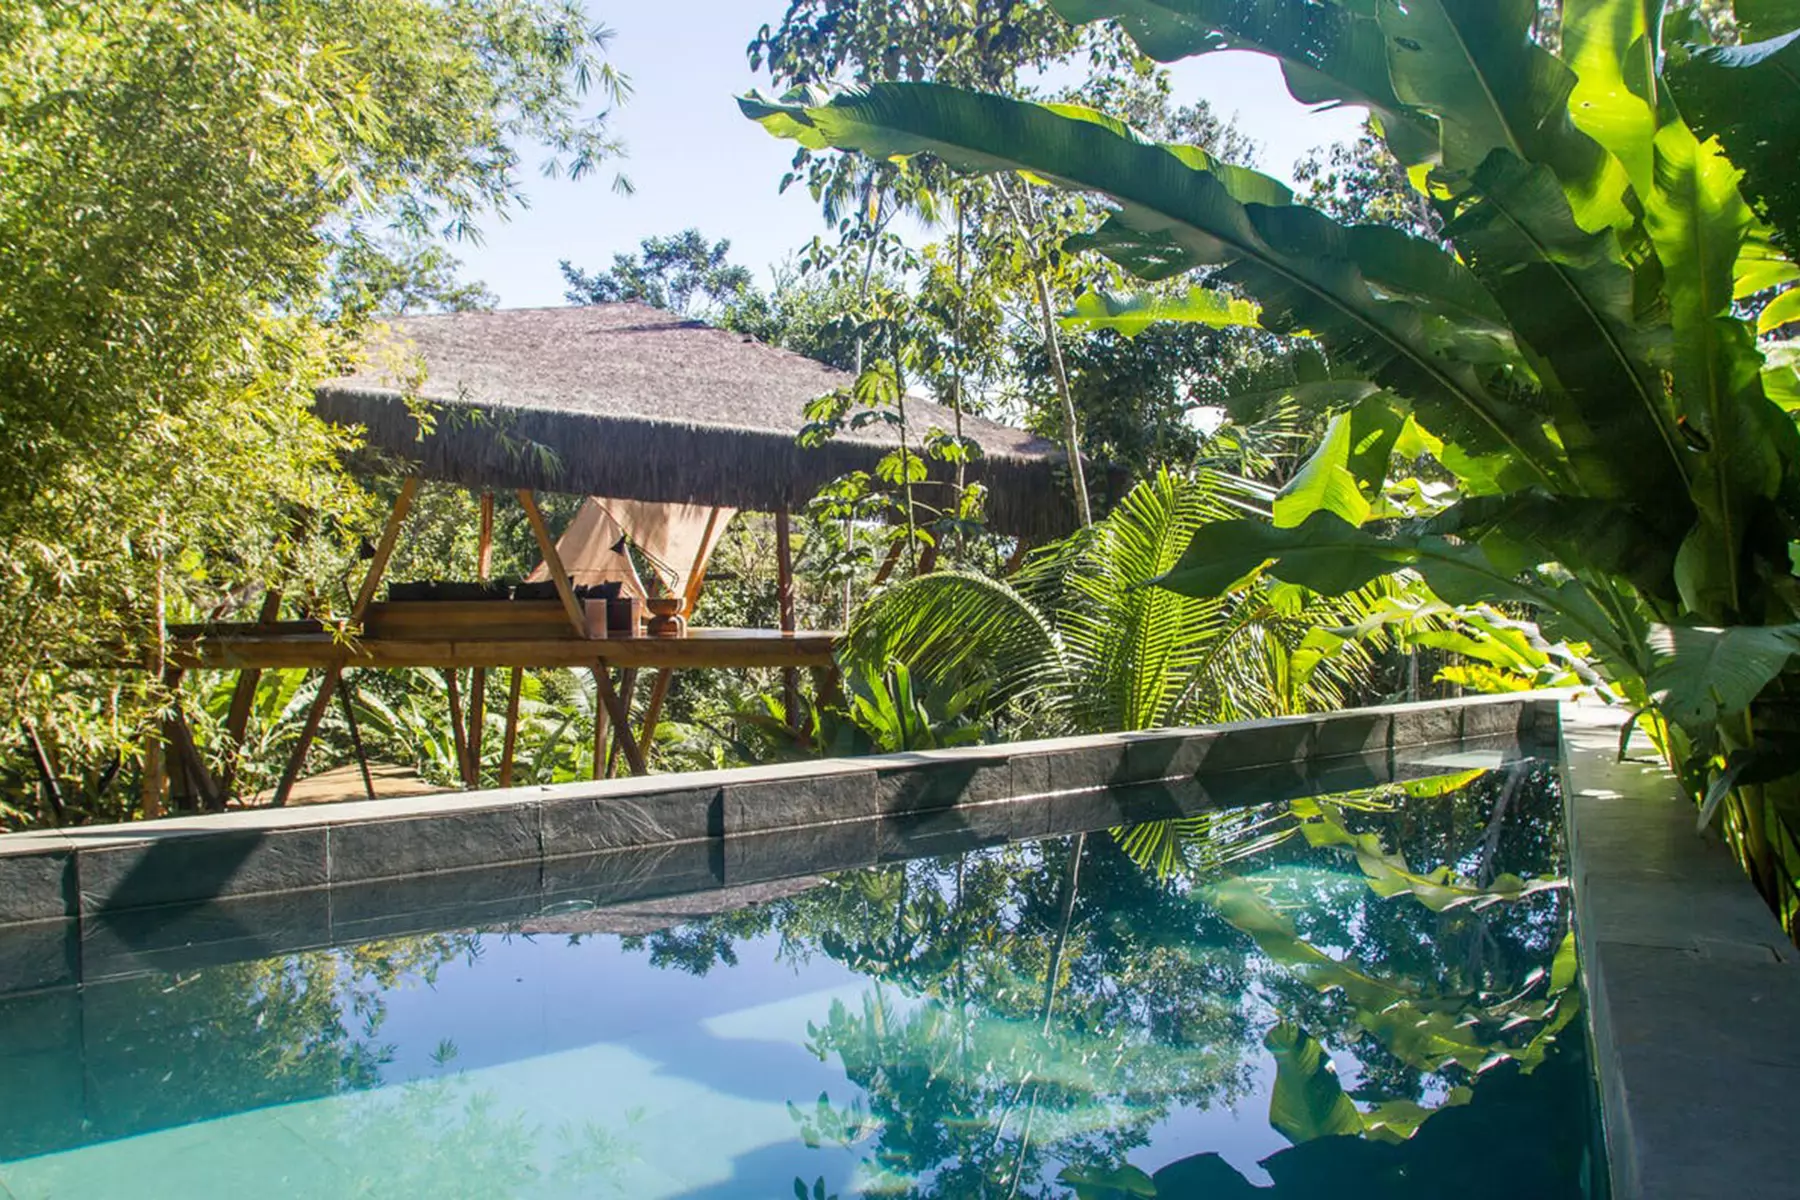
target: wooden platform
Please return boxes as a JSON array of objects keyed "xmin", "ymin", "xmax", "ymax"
[{"xmin": 167, "ymin": 625, "xmax": 840, "ymax": 671}]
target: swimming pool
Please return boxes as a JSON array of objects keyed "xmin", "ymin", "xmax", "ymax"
[{"xmin": 0, "ymin": 752, "xmax": 1600, "ymax": 1198}]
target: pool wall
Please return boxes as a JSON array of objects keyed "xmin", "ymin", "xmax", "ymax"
[
  {"xmin": 0, "ymin": 693, "xmax": 1553, "ymax": 925},
  {"xmin": 1560, "ymin": 703, "xmax": 1800, "ymax": 1200}
]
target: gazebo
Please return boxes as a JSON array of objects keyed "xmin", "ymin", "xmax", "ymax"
[{"xmin": 167, "ymin": 303, "xmax": 1078, "ymax": 806}]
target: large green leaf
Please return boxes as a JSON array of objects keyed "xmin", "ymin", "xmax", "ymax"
[
  {"xmin": 1061, "ymin": 286, "xmax": 1261, "ymax": 335},
  {"xmin": 1648, "ymin": 622, "xmax": 1800, "ymax": 731},
  {"xmin": 1264, "ymin": 1023, "xmax": 1364, "ymax": 1144},
  {"xmin": 1736, "ymin": 0, "xmax": 1800, "ymax": 40},
  {"xmin": 1155, "ymin": 511, "xmax": 1628, "ymax": 660},
  {"xmin": 1561, "ymin": 0, "xmax": 1667, "ymax": 202},
  {"xmin": 1669, "ymin": 29, "xmax": 1800, "ymax": 256},
  {"xmin": 740, "ymin": 83, "xmax": 1569, "ymax": 492},
  {"xmin": 1644, "ymin": 121, "xmax": 1789, "ymax": 618},
  {"xmin": 1273, "ymin": 394, "xmax": 1408, "ymax": 528},
  {"xmin": 1448, "ymin": 153, "xmax": 1688, "ymax": 513}
]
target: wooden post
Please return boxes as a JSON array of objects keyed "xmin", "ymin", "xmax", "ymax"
[
  {"xmin": 498, "ymin": 667, "xmax": 524, "ymax": 788},
  {"xmin": 591, "ymin": 666, "xmax": 610, "ymax": 780},
  {"xmin": 871, "ymin": 539, "xmax": 905, "ymax": 587},
  {"xmin": 477, "ymin": 492, "xmax": 495, "ymax": 578},
  {"xmin": 682, "ymin": 506, "xmax": 724, "ymax": 617},
  {"xmin": 775, "ymin": 508, "xmax": 800, "ymax": 731},
  {"xmin": 221, "ymin": 587, "xmax": 282, "ymax": 796},
  {"xmin": 443, "ymin": 669, "xmax": 474, "ymax": 787},
  {"xmin": 353, "ymin": 477, "xmax": 419, "ymax": 619},
  {"xmin": 1002, "ymin": 538, "xmax": 1033, "ymax": 576},
  {"xmin": 21, "ymin": 721, "xmax": 66, "ymax": 826},
  {"xmin": 594, "ymin": 665, "xmax": 648, "ymax": 776},
  {"xmin": 637, "ymin": 669, "xmax": 674, "ymax": 759},
  {"xmin": 469, "ymin": 502, "xmax": 493, "ymax": 782},
  {"xmin": 166, "ymin": 705, "xmax": 223, "ymax": 813},
  {"xmin": 519, "ymin": 489, "xmax": 590, "ymax": 638},
  {"xmin": 272, "ymin": 665, "xmax": 340, "ymax": 807},
  {"xmin": 606, "ymin": 668, "xmax": 639, "ymax": 776},
  {"xmin": 917, "ymin": 538, "xmax": 940, "ymax": 575},
  {"xmin": 274, "ymin": 479, "xmax": 413, "ymax": 807},
  {"xmin": 336, "ymin": 676, "xmax": 377, "ymax": 801}
]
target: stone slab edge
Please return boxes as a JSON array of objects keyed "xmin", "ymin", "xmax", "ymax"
[
  {"xmin": 0, "ymin": 692, "xmax": 1559, "ymax": 921},
  {"xmin": 1560, "ymin": 702, "xmax": 1800, "ymax": 1200}
]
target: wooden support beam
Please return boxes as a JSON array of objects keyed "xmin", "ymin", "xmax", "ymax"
[
  {"xmin": 470, "ymin": 501, "xmax": 492, "ymax": 782},
  {"xmin": 477, "ymin": 492, "xmax": 495, "ymax": 579},
  {"xmin": 682, "ymin": 507, "xmax": 724, "ymax": 617},
  {"xmin": 336, "ymin": 675, "xmax": 377, "ymax": 801},
  {"xmin": 443, "ymin": 669, "xmax": 474, "ymax": 787},
  {"xmin": 594, "ymin": 664, "xmax": 648, "ymax": 776},
  {"xmin": 467, "ymin": 667, "xmax": 486, "ymax": 785},
  {"xmin": 871, "ymin": 539, "xmax": 905, "ymax": 587},
  {"xmin": 221, "ymin": 587, "xmax": 283, "ymax": 796},
  {"xmin": 917, "ymin": 538, "xmax": 939, "ymax": 575},
  {"xmin": 776, "ymin": 508, "xmax": 800, "ymax": 732},
  {"xmin": 498, "ymin": 667, "xmax": 523, "ymax": 788},
  {"xmin": 166, "ymin": 705, "xmax": 223, "ymax": 813},
  {"xmin": 272, "ymin": 665, "xmax": 341, "ymax": 807},
  {"xmin": 519, "ymin": 489, "xmax": 592, "ymax": 639},
  {"xmin": 591, "ymin": 666, "xmax": 610, "ymax": 781},
  {"xmin": 1003, "ymin": 538, "xmax": 1033, "ymax": 576},
  {"xmin": 606, "ymin": 668, "xmax": 638, "ymax": 776},
  {"xmin": 637, "ymin": 669, "xmax": 673, "ymax": 759},
  {"xmin": 353, "ymin": 477, "xmax": 418, "ymax": 620}
]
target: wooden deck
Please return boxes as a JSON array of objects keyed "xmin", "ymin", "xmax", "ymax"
[{"xmin": 168, "ymin": 625, "xmax": 841, "ymax": 671}]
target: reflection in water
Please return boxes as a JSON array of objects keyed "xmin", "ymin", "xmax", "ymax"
[{"xmin": 0, "ymin": 761, "xmax": 1596, "ymax": 1198}]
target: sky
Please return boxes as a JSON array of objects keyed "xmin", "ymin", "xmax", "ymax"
[{"xmin": 454, "ymin": 0, "xmax": 1369, "ymax": 309}]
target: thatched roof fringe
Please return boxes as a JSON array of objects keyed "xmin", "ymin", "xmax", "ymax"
[{"xmin": 317, "ymin": 388, "xmax": 1082, "ymax": 542}]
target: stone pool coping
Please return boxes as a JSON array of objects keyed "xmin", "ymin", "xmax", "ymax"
[
  {"xmin": 1560, "ymin": 702, "xmax": 1800, "ymax": 1200},
  {"xmin": 0, "ymin": 693, "xmax": 1553, "ymax": 927}
]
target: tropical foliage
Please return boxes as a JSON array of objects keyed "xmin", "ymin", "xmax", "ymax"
[
  {"xmin": 0, "ymin": 0, "xmax": 627, "ymax": 805},
  {"xmin": 741, "ymin": 0, "xmax": 1800, "ymax": 923}
]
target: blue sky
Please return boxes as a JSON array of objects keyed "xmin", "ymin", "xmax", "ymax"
[{"xmin": 454, "ymin": 0, "xmax": 1368, "ymax": 308}]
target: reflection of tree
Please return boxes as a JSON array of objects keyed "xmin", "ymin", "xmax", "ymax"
[
  {"xmin": 76, "ymin": 935, "xmax": 480, "ymax": 1136},
  {"xmin": 618, "ymin": 763, "xmax": 1583, "ymax": 1198}
]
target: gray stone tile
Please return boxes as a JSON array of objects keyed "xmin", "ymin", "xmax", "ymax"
[
  {"xmin": 1312, "ymin": 710, "xmax": 1393, "ymax": 759},
  {"xmin": 1592, "ymin": 940, "xmax": 1800, "ymax": 1065},
  {"xmin": 1389, "ymin": 702, "xmax": 1461, "ymax": 747},
  {"xmin": 1458, "ymin": 699, "xmax": 1527, "ymax": 739},
  {"xmin": 878, "ymin": 801, "xmax": 1015, "ymax": 861},
  {"xmin": 0, "ymin": 849, "xmax": 75, "ymax": 923},
  {"xmin": 877, "ymin": 758, "xmax": 1011, "ymax": 814},
  {"xmin": 326, "ymin": 804, "xmax": 539, "ymax": 884},
  {"xmin": 540, "ymin": 839, "xmax": 722, "ymax": 907},
  {"xmin": 78, "ymin": 891, "xmax": 334, "ymax": 983},
  {"xmin": 1007, "ymin": 794, "xmax": 1062, "ymax": 843},
  {"xmin": 541, "ymin": 786, "xmax": 722, "ymax": 855},
  {"xmin": 327, "ymin": 861, "xmax": 544, "ymax": 939},
  {"xmin": 1026, "ymin": 740, "xmax": 1134, "ymax": 795},
  {"xmin": 729, "ymin": 770, "xmax": 878, "ymax": 832},
  {"xmin": 1181, "ymin": 718, "xmax": 1317, "ymax": 775},
  {"xmin": 1008, "ymin": 751, "xmax": 1054, "ymax": 799},
  {"xmin": 1576, "ymin": 876, "xmax": 1788, "ymax": 960},
  {"xmin": 77, "ymin": 828, "xmax": 327, "ymax": 912},
  {"xmin": 0, "ymin": 921, "xmax": 76, "ymax": 997},
  {"xmin": 725, "ymin": 819, "xmax": 879, "ymax": 886}
]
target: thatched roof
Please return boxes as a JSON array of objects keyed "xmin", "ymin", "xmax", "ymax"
[{"xmin": 315, "ymin": 303, "xmax": 1082, "ymax": 540}]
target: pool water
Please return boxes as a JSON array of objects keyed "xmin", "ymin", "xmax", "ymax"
[{"xmin": 0, "ymin": 757, "xmax": 1601, "ymax": 1198}]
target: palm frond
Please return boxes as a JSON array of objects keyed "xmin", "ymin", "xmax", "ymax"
[{"xmin": 841, "ymin": 570, "xmax": 1069, "ymax": 716}]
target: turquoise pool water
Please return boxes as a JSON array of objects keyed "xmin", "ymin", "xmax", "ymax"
[{"xmin": 0, "ymin": 756, "xmax": 1599, "ymax": 1198}]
